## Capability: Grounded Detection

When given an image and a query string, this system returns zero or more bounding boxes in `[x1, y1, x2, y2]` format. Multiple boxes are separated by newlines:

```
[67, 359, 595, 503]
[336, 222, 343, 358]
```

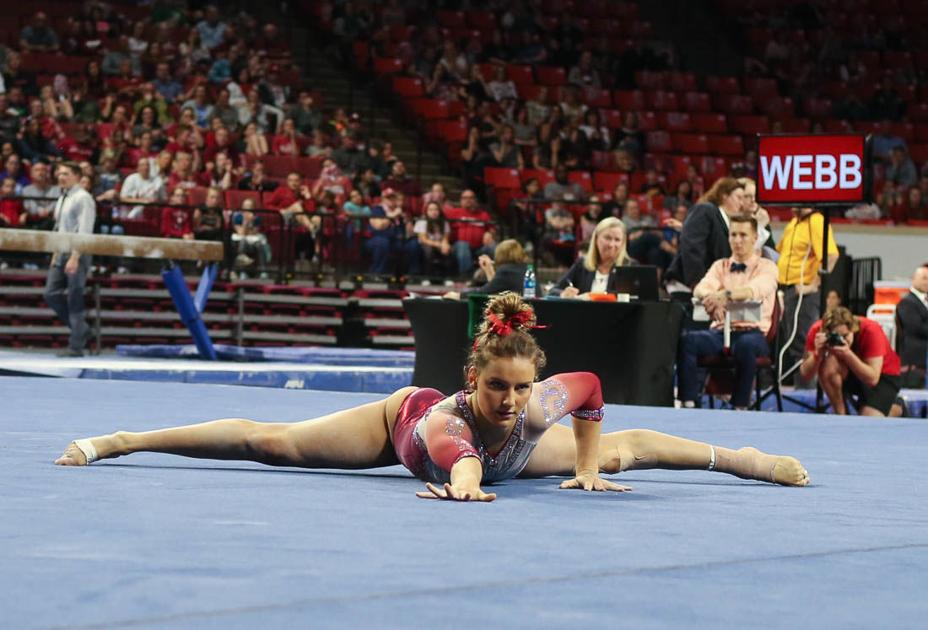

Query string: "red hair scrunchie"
[473, 310, 546, 350]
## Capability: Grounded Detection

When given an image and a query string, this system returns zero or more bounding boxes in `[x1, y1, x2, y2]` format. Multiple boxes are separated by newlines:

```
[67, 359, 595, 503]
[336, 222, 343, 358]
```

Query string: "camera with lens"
[826, 331, 846, 346]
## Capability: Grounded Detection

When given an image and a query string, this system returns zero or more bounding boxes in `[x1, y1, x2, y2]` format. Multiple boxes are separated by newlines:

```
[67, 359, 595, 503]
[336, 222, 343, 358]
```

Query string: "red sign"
[756, 134, 869, 205]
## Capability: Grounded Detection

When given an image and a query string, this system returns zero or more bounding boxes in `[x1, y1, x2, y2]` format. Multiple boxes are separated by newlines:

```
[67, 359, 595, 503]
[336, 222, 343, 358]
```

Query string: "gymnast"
[56, 293, 809, 501]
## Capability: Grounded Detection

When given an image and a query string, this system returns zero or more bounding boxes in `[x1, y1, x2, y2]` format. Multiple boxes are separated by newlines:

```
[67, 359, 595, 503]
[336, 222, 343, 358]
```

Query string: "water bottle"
[522, 263, 536, 299]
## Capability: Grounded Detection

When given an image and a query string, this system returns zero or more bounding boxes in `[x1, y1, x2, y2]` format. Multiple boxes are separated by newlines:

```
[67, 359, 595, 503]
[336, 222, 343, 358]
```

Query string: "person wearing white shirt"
[43, 162, 96, 357]
[119, 157, 166, 219]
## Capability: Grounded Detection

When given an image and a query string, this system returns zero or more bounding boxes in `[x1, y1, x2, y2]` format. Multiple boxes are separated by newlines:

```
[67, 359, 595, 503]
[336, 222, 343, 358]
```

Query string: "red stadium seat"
[915, 123, 928, 143]
[744, 77, 779, 100]
[705, 76, 741, 94]
[437, 10, 466, 26]
[645, 131, 673, 153]
[392, 76, 425, 98]
[484, 167, 522, 190]
[593, 171, 629, 193]
[890, 122, 915, 143]
[294, 157, 324, 179]
[883, 51, 914, 69]
[467, 11, 497, 30]
[730, 115, 770, 135]
[436, 120, 468, 143]
[682, 91, 712, 112]
[708, 135, 744, 156]
[823, 119, 853, 133]
[225, 190, 261, 210]
[699, 156, 729, 179]
[535, 66, 567, 86]
[187, 187, 209, 207]
[713, 94, 754, 115]
[668, 72, 698, 92]
[520, 168, 554, 188]
[659, 112, 693, 132]
[263, 156, 298, 177]
[782, 118, 812, 133]
[612, 90, 645, 110]
[759, 97, 795, 119]
[635, 71, 667, 89]
[909, 103, 928, 122]
[637, 111, 658, 131]
[506, 65, 535, 86]
[567, 170, 593, 193]
[372, 57, 403, 75]
[692, 113, 728, 134]
[669, 155, 693, 181]
[803, 97, 833, 119]
[410, 99, 451, 119]
[909, 144, 928, 165]
[673, 133, 710, 154]
[601, 109, 624, 129]
[647, 90, 679, 111]
[582, 88, 613, 108]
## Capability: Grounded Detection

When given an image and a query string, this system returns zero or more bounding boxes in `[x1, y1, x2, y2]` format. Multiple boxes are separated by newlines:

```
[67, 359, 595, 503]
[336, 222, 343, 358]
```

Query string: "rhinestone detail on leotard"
[538, 378, 569, 426]
[452, 390, 533, 482]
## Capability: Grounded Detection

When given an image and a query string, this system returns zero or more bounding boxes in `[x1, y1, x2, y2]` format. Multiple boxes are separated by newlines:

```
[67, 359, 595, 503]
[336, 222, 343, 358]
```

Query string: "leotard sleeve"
[532, 372, 606, 432]
[422, 408, 481, 473]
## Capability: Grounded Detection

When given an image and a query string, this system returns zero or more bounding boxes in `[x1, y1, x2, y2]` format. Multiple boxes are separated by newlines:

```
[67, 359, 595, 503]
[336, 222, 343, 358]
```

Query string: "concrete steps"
[298, 44, 465, 198]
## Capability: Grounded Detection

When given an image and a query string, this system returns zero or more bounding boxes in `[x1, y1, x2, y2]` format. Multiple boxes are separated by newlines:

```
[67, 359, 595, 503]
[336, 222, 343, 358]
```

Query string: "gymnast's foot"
[716, 447, 810, 487]
[54, 436, 113, 466]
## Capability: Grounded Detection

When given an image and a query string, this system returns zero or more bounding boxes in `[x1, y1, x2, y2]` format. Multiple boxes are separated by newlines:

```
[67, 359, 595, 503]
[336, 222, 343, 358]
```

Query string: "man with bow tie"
[676, 215, 779, 409]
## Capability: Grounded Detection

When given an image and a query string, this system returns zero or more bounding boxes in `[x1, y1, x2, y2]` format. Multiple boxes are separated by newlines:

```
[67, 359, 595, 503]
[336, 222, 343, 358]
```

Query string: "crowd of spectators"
[321, 0, 928, 275]
[1, 2, 475, 278]
[4, 0, 928, 285]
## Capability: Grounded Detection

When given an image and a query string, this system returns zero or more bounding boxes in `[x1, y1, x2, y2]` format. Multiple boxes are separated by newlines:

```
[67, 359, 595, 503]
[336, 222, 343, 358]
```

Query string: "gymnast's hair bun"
[483, 292, 537, 332]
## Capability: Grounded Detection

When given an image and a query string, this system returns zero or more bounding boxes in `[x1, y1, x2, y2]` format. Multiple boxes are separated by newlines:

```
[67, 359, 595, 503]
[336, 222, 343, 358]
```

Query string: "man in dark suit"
[665, 177, 745, 291]
[897, 264, 928, 388]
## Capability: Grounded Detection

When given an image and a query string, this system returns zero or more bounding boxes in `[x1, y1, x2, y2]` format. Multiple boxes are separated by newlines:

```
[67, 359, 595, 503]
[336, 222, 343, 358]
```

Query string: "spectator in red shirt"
[161, 187, 194, 240]
[202, 125, 238, 164]
[444, 189, 497, 274]
[265, 171, 316, 263]
[266, 171, 312, 219]
[800, 306, 903, 417]
[0, 176, 26, 227]
[271, 118, 303, 156]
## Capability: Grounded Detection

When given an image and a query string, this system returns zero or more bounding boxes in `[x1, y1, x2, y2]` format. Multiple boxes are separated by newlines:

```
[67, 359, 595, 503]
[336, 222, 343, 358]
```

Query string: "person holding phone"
[799, 306, 904, 417]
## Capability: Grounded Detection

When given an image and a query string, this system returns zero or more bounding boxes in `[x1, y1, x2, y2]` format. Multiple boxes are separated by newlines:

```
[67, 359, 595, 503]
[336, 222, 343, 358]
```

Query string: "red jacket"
[445, 206, 493, 249]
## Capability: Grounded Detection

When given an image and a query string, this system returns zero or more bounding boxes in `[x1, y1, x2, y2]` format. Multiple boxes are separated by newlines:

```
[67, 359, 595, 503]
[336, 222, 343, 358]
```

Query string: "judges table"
[403, 298, 685, 406]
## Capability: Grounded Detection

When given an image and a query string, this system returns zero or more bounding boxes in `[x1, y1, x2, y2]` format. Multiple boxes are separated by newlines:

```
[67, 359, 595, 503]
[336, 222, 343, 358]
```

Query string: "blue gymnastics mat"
[3, 376, 927, 629]
[0, 350, 412, 394]
[116, 344, 416, 367]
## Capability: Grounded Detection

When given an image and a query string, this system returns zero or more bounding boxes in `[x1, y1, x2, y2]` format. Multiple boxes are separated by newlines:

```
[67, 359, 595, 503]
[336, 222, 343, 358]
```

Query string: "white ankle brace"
[73, 439, 98, 464]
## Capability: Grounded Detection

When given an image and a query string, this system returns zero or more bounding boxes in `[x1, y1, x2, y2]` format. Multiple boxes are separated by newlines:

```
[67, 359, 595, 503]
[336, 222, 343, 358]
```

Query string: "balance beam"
[0, 229, 223, 262]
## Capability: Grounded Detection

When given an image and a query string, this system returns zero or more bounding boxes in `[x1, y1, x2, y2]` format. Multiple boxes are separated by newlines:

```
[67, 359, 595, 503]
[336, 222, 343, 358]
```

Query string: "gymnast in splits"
[56, 293, 809, 501]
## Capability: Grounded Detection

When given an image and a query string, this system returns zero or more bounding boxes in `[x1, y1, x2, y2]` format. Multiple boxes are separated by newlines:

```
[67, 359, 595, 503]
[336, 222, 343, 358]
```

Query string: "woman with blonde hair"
[548, 217, 634, 298]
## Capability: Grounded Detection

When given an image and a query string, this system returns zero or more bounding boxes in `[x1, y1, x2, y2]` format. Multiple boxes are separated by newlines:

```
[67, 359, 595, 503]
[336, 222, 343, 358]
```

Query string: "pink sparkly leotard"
[391, 372, 605, 483]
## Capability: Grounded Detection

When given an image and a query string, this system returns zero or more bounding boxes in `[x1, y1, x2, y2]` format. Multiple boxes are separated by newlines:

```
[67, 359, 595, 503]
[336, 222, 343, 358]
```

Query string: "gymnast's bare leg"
[55, 386, 419, 469]
[520, 424, 809, 486]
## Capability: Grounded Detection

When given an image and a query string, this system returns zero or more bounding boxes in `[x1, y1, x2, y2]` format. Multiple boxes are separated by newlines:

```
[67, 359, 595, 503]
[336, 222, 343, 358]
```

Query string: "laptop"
[612, 265, 660, 301]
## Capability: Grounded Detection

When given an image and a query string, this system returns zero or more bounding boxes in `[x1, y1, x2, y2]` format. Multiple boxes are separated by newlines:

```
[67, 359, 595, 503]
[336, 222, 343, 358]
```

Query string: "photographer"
[799, 307, 904, 417]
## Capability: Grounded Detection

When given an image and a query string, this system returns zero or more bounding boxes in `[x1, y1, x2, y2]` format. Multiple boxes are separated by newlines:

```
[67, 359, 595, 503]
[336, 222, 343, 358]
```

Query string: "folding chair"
[698, 294, 784, 411]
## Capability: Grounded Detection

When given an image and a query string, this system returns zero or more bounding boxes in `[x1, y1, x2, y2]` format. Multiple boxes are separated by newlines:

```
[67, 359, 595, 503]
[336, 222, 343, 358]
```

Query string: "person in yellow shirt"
[776, 207, 840, 385]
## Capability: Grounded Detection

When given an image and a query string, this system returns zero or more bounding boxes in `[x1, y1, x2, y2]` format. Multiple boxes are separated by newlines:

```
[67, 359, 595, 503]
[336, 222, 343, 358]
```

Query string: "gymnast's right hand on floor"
[415, 458, 496, 502]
